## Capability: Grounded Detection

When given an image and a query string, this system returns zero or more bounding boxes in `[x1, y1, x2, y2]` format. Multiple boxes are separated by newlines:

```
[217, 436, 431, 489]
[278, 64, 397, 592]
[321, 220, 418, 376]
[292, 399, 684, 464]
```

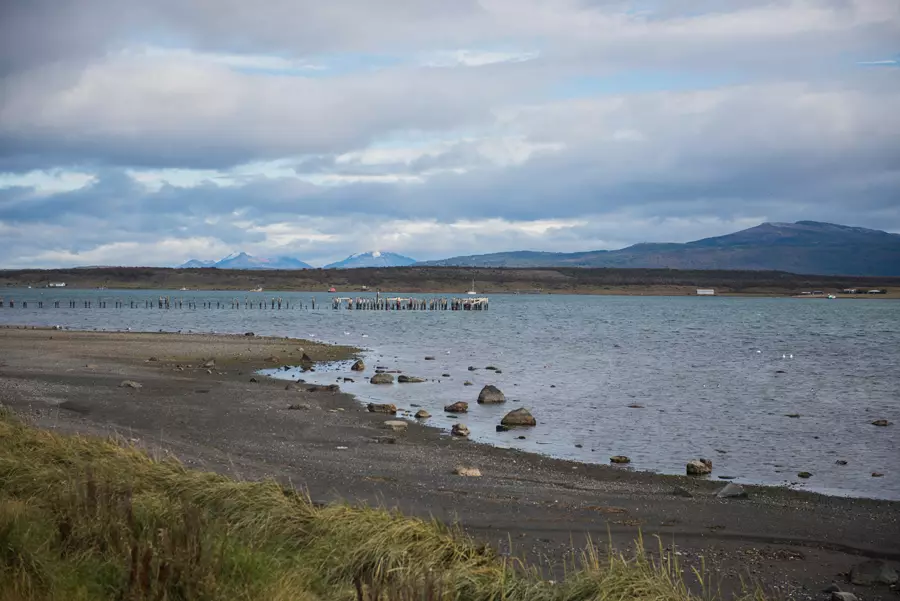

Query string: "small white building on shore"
[47, 282, 66, 288]
[696, 288, 716, 296]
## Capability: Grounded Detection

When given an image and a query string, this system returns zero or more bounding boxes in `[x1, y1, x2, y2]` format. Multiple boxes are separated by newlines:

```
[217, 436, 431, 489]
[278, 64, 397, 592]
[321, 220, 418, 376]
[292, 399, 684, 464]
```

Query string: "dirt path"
[1, 327, 897, 600]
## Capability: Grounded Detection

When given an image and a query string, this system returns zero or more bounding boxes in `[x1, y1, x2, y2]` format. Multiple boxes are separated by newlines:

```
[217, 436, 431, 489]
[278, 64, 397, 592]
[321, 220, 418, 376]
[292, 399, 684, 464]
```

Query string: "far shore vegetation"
[1, 266, 897, 297]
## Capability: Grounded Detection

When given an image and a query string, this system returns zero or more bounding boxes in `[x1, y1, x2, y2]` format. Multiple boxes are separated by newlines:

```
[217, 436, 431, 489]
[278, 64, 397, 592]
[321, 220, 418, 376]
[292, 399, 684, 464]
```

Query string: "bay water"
[2, 288, 897, 499]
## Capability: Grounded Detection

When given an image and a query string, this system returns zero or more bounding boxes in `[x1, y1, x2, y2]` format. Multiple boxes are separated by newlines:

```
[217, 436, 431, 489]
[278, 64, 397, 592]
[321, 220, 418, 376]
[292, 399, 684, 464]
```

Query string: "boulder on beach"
[414, 409, 431, 419]
[350, 359, 365, 371]
[849, 559, 898, 586]
[500, 408, 536, 427]
[383, 420, 408, 432]
[367, 403, 397, 415]
[610, 455, 631, 464]
[444, 401, 469, 413]
[203, 359, 215, 368]
[686, 459, 712, 476]
[477, 385, 506, 404]
[453, 466, 481, 477]
[716, 483, 748, 499]
[398, 375, 426, 383]
[451, 423, 470, 437]
[119, 380, 142, 389]
[370, 373, 394, 385]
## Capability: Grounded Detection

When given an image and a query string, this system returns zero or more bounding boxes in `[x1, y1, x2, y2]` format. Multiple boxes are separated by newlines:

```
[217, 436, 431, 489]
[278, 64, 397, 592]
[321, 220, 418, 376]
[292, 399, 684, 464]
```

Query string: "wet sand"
[0, 327, 898, 600]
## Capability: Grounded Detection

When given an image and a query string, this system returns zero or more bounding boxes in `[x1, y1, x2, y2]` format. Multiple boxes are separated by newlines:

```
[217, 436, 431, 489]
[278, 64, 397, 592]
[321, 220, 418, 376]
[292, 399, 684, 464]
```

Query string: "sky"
[1, 0, 898, 268]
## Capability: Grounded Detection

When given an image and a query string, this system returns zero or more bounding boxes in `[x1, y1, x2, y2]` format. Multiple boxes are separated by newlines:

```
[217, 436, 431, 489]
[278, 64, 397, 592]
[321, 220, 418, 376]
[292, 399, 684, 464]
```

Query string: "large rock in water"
[500, 408, 536, 427]
[351, 359, 365, 371]
[370, 373, 394, 384]
[686, 459, 712, 476]
[477, 385, 506, 404]
[444, 401, 469, 413]
[367, 403, 397, 414]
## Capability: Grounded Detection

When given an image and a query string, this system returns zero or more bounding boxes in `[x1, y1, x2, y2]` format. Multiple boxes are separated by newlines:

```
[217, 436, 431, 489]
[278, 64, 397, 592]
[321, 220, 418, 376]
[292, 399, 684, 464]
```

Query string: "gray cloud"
[1, 0, 898, 267]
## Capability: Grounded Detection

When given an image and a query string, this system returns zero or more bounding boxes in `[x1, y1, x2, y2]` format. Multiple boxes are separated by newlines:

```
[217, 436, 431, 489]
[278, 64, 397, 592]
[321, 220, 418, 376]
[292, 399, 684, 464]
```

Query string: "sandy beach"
[0, 327, 897, 600]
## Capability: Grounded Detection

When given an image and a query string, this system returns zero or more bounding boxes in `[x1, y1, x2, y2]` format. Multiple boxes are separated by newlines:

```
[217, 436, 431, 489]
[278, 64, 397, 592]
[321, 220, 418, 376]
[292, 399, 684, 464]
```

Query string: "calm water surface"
[2, 288, 898, 499]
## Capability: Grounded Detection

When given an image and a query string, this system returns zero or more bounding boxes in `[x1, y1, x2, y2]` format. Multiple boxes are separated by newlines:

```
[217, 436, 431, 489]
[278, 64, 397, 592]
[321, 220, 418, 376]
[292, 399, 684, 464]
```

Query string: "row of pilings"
[331, 296, 489, 310]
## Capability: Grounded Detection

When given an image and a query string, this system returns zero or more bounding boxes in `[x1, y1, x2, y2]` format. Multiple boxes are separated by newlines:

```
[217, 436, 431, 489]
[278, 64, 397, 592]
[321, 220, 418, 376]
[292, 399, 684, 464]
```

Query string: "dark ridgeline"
[417, 221, 900, 277]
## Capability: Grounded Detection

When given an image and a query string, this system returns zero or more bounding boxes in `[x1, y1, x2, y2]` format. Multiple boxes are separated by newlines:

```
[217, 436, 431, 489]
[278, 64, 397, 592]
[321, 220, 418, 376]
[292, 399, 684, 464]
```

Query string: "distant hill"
[418, 221, 900, 276]
[324, 251, 416, 269]
[179, 252, 312, 270]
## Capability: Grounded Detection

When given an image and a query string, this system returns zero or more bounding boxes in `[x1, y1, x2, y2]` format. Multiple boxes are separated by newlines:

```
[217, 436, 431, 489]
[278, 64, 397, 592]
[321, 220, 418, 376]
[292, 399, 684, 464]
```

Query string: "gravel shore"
[1, 327, 897, 600]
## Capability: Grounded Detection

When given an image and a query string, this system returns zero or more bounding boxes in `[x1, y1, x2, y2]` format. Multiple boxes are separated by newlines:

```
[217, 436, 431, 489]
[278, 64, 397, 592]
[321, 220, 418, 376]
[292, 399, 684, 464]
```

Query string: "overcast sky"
[1, 0, 898, 268]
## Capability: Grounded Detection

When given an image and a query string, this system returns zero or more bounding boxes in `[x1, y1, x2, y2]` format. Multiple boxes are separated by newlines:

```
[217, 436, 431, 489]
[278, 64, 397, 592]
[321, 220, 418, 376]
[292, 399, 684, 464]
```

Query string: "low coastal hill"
[419, 221, 900, 277]
[2, 265, 898, 296]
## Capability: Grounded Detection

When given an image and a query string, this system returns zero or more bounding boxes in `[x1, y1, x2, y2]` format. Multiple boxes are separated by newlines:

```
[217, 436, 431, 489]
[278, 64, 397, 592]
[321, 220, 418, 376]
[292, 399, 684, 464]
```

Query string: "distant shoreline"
[2, 265, 898, 298]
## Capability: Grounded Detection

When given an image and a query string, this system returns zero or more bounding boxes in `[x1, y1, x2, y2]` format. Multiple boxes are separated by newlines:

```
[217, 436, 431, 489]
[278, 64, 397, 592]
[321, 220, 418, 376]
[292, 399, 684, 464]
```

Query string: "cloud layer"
[1, 0, 898, 267]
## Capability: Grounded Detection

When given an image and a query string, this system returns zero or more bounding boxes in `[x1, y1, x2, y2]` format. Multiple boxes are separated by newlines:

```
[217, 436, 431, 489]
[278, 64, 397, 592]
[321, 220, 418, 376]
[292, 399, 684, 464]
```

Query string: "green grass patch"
[0, 410, 764, 600]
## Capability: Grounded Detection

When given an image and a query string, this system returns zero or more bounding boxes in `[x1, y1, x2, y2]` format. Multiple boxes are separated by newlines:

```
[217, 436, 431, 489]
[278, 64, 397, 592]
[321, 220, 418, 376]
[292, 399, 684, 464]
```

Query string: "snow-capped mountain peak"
[323, 250, 415, 269]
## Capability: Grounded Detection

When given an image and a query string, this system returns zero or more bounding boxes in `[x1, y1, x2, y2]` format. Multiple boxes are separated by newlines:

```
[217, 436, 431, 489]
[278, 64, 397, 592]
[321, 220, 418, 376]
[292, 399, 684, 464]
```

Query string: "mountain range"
[177, 221, 900, 276]
[323, 251, 416, 269]
[179, 252, 312, 270]
[419, 221, 900, 277]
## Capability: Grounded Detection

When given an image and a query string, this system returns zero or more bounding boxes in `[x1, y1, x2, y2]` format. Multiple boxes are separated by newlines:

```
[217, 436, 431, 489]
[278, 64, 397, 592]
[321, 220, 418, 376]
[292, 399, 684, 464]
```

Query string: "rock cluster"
[451, 423, 470, 437]
[367, 403, 397, 414]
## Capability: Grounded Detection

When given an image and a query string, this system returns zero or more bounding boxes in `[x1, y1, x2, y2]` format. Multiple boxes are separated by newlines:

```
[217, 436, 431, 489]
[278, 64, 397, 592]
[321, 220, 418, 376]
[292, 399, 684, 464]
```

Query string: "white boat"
[250, 286, 263, 292]
[466, 278, 477, 295]
[179, 287, 189, 291]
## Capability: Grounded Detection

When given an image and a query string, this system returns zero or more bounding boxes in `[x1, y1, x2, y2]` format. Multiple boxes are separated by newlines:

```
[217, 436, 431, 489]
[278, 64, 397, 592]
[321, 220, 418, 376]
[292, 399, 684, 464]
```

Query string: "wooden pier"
[331, 296, 488, 310]
[0, 295, 489, 312]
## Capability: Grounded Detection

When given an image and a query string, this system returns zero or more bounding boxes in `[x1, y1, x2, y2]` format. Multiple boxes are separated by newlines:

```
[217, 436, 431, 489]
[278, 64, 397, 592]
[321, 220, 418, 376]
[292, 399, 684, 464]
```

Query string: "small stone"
[383, 420, 408, 432]
[453, 466, 481, 477]
[119, 380, 142, 389]
[516, 435, 526, 440]
[343, 377, 354, 383]
[849, 559, 898, 586]
[351, 359, 365, 371]
[206, 369, 212, 374]
[372, 436, 396, 444]
[370, 373, 394, 384]
[477, 385, 506, 404]
[288, 403, 310, 410]
[495, 369, 502, 374]
[414, 410, 431, 419]
[463, 381, 473, 386]
[575, 444, 583, 448]
[835, 460, 848, 465]
[871, 419, 892, 427]
[627, 404, 644, 409]
[672, 486, 694, 498]
[424, 356, 435, 360]
[831, 593, 857, 601]
[785, 413, 800, 418]
[367, 403, 397, 415]
[444, 401, 469, 413]
[398, 375, 426, 383]
[686, 460, 712, 476]
[148, 357, 159, 362]
[610, 455, 631, 464]
[871, 472, 884, 477]
[485, 366, 498, 371]
[496, 424, 510, 432]
[203, 359, 216, 368]
[451, 423, 470, 437]
[501, 408, 536, 427]
[716, 483, 748, 499]
[797, 471, 812, 478]
[249, 377, 258, 383]
[244, 331, 255, 336]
